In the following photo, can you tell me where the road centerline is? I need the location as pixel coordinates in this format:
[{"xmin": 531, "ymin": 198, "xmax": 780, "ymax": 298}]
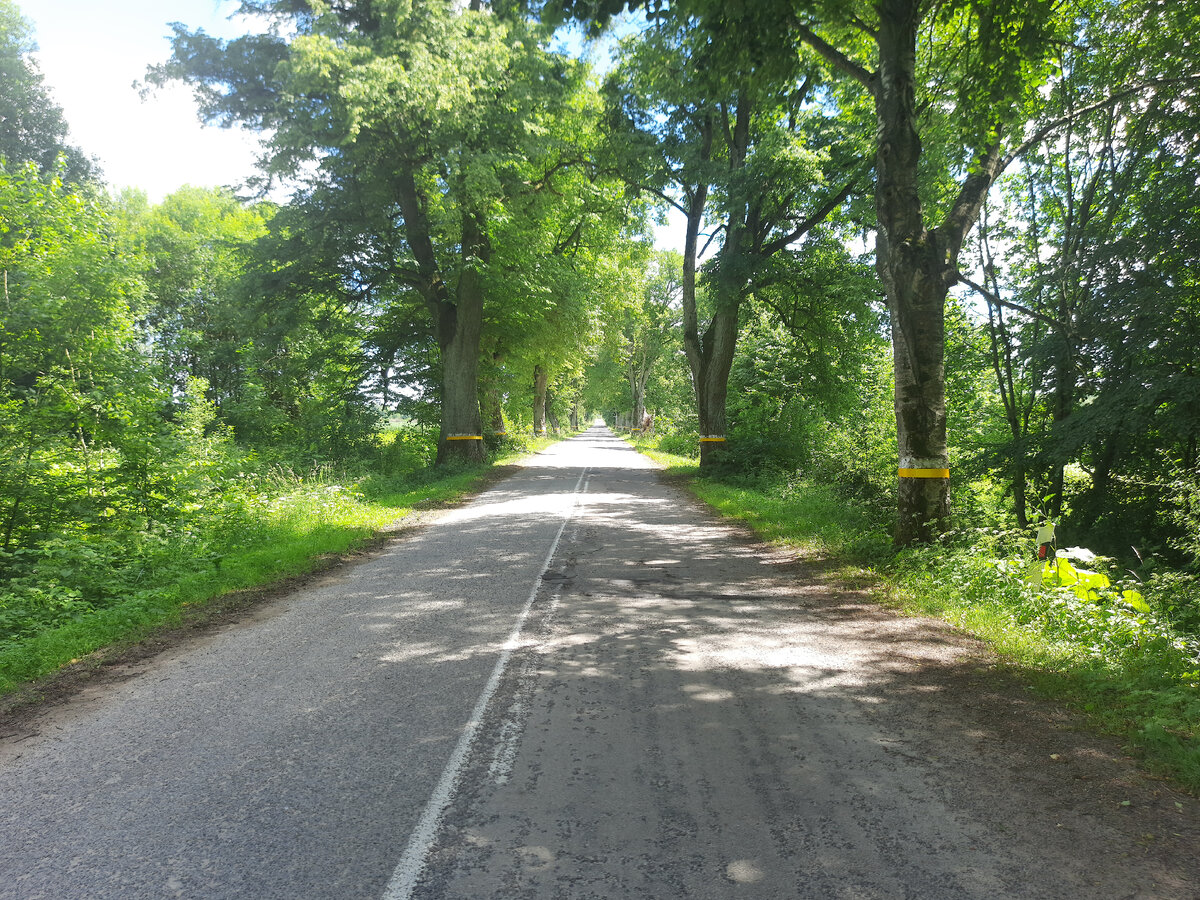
[{"xmin": 379, "ymin": 465, "xmax": 589, "ymax": 900}]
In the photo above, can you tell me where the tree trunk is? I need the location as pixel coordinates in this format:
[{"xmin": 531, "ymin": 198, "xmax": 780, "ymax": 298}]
[
  {"xmin": 692, "ymin": 302, "xmax": 739, "ymax": 468},
  {"xmin": 1048, "ymin": 307, "xmax": 1074, "ymax": 519},
  {"xmin": 435, "ymin": 212, "xmax": 487, "ymax": 464},
  {"xmin": 678, "ymin": 113, "xmax": 716, "ymax": 465},
  {"xmin": 881, "ymin": 238, "xmax": 951, "ymax": 545},
  {"xmin": 394, "ymin": 170, "xmax": 485, "ymax": 464},
  {"xmin": 481, "ymin": 383, "xmax": 505, "ymax": 435},
  {"xmin": 689, "ymin": 97, "xmax": 752, "ymax": 470},
  {"xmin": 532, "ymin": 364, "xmax": 548, "ymax": 435},
  {"xmin": 546, "ymin": 386, "xmax": 561, "ymax": 433},
  {"xmin": 570, "ymin": 402, "xmax": 579, "ymax": 431},
  {"xmin": 630, "ymin": 366, "xmax": 646, "ymax": 432},
  {"xmin": 875, "ymin": 2, "xmax": 951, "ymax": 545},
  {"xmin": 480, "ymin": 353, "xmax": 506, "ymax": 435}
]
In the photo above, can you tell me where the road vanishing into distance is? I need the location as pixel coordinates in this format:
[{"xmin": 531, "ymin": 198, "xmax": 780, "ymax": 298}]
[{"xmin": 2, "ymin": 426, "xmax": 1198, "ymax": 899}]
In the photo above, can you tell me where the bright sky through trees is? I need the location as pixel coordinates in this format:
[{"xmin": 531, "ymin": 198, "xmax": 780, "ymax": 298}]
[
  {"xmin": 20, "ymin": 1, "xmax": 693, "ymax": 245},
  {"xmin": 23, "ymin": 0, "xmax": 264, "ymax": 201}
]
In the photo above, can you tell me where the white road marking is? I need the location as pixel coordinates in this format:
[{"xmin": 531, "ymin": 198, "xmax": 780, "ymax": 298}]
[{"xmin": 379, "ymin": 467, "xmax": 588, "ymax": 900}]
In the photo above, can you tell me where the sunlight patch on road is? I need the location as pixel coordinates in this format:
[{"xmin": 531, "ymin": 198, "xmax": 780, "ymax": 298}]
[
  {"xmin": 726, "ymin": 859, "xmax": 765, "ymax": 883},
  {"xmin": 439, "ymin": 491, "xmax": 583, "ymax": 526},
  {"xmin": 680, "ymin": 682, "xmax": 736, "ymax": 702}
]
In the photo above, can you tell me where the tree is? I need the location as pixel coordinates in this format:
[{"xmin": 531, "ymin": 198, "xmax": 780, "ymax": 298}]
[
  {"xmin": 468, "ymin": 88, "xmax": 642, "ymax": 439},
  {"xmin": 0, "ymin": 0, "xmax": 92, "ymax": 181},
  {"xmin": 0, "ymin": 164, "xmax": 169, "ymax": 552},
  {"xmin": 605, "ymin": 10, "xmax": 863, "ymax": 467},
  {"xmin": 971, "ymin": 0, "xmax": 1200, "ymax": 544},
  {"xmin": 622, "ymin": 250, "xmax": 680, "ymax": 427},
  {"xmin": 787, "ymin": 0, "xmax": 1065, "ymax": 544},
  {"xmin": 137, "ymin": 186, "xmax": 269, "ymax": 405},
  {"xmin": 149, "ymin": 0, "xmax": 594, "ymax": 463}
]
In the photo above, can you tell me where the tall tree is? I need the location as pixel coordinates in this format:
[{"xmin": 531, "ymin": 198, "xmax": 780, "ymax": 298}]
[
  {"xmin": 974, "ymin": 0, "xmax": 1200, "ymax": 541},
  {"xmin": 149, "ymin": 0, "xmax": 590, "ymax": 463},
  {"xmin": 787, "ymin": 0, "xmax": 1065, "ymax": 544},
  {"xmin": 622, "ymin": 250, "xmax": 681, "ymax": 428},
  {"xmin": 0, "ymin": 165, "xmax": 165, "ymax": 552},
  {"xmin": 605, "ymin": 10, "xmax": 863, "ymax": 466},
  {"xmin": 137, "ymin": 186, "xmax": 269, "ymax": 405}
]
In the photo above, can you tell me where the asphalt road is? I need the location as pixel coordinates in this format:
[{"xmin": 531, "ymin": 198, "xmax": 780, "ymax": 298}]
[{"xmin": 1, "ymin": 426, "xmax": 1197, "ymax": 899}]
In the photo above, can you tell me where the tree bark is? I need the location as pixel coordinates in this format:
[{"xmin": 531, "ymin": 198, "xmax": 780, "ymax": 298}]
[
  {"xmin": 629, "ymin": 351, "xmax": 648, "ymax": 431},
  {"xmin": 677, "ymin": 110, "xmax": 741, "ymax": 470},
  {"xmin": 480, "ymin": 352, "xmax": 506, "ymax": 435},
  {"xmin": 693, "ymin": 302, "xmax": 739, "ymax": 468},
  {"xmin": 874, "ymin": 1, "xmax": 952, "ymax": 545},
  {"xmin": 481, "ymin": 383, "xmax": 505, "ymax": 435},
  {"xmin": 546, "ymin": 386, "xmax": 561, "ymax": 433},
  {"xmin": 532, "ymin": 364, "xmax": 548, "ymax": 435},
  {"xmin": 700, "ymin": 98, "xmax": 752, "ymax": 469},
  {"xmin": 393, "ymin": 169, "xmax": 485, "ymax": 464},
  {"xmin": 435, "ymin": 211, "xmax": 487, "ymax": 464}
]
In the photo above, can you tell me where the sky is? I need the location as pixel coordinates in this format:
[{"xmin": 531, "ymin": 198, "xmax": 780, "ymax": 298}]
[
  {"xmin": 23, "ymin": 0, "xmax": 267, "ymax": 202},
  {"xmin": 20, "ymin": 1, "xmax": 686, "ymax": 248}
]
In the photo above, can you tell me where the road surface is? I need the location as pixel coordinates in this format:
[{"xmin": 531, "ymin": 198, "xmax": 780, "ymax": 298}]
[{"xmin": 1, "ymin": 426, "xmax": 1197, "ymax": 898}]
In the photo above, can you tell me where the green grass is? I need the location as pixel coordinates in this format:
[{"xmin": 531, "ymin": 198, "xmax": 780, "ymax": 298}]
[
  {"xmin": 0, "ymin": 433, "xmax": 565, "ymax": 697},
  {"xmin": 633, "ymin": 443, "xmax": 701, "ymax": 475},
  {"xmin": 887, "ymin": 548, "xmax": 1200, "ymax": 791},
  {"xmin": 629, "ymin": 434, "xmax": 1200, "ymax": 793}
]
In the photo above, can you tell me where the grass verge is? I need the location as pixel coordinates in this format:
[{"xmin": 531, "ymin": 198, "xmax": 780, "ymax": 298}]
[
  {"xmin": 629, "ymin": 434, "xmax": 1200, "ymax": 793},
  {"xmin": 0, "ymin": 434, "xmax": 564, "ymax": 699}
]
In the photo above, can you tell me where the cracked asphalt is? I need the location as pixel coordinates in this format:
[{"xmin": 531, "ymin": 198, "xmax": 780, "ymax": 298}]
[{"xmin": 1, "ymin": 426, "xmax": 1198, "ymax": 899}]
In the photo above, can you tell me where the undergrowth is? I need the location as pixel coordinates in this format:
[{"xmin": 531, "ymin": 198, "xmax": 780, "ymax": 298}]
[{"xmin": 0, "ymin": 428, "xmax": 561, "ymax": 695}]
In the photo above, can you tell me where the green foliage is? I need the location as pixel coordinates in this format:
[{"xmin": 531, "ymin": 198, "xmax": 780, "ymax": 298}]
[
  {"xmin": 723, "ymin": 291, "xmax": 896, "ymax": 512},
  {"xmin": 0, "ymin": 0, "xmax": 92, "ymax": 182},
  {"xmin": 891, "ymin": 535, "xmax": 1200, "ymax": 788},
  {"xmin": 654, "ymin": 429, "xmax": 699, "ymax": 459},
  {"xmin": 0, "ymin": 465, "xmax": 397, "ymax": 690},
  {"xmin": 959, "ymin": 0, "xmax": 1200, "ymax": 549},
  {"xmin": 149, "ymin": 0, "xmax": 641, "ymax": 459},
  {"xmin": 377, "ymin": 424, "xmax": 439, "ymax": 478},
  {"xmin": 0, "ymin": 425, "xmax": 556, "ymax": 693},
  {"xmin": 583, "ymin": 249, "xmax": 691, "ymax": 428},
  {"xmin": 136, "ymin": 186, "xmax": 268, "ymax": 400},
  {"xmin": 0, "ymin": 164, "xmax": 168, "ymax": 549}
]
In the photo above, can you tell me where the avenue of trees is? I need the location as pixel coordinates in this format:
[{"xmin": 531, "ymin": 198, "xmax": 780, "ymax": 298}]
[{"xmin": 3, "ymin": 0, "xmax": 1200, "ymax": 637}]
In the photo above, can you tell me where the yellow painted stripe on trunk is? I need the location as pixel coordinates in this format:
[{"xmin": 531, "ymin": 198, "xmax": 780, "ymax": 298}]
[
  {"xmin": 699, "ymin": 437, "xmax": 727, "ymax": 443},
  {"xmin": 446, "ymin": 435, "xmax": 483, "ymax": 441},
  {"xmin": 898, "ymin": 467, "xmax": 950, "ymax": 478}
]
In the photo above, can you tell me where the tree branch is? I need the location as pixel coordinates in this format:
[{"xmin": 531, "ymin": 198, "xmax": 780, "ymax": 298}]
[
  {"xmin": 956, "ymin": 272, "xmax": 1073, "ymax": 334},
  {"xmin": 1001, "ymin": 75, "xmax": 1200, "ymax": 171},
  {"xmin": 700, "ymin": 224, "xmax": 725, "ymax": 258},
  {"xmin": 759, "ymin": 174, "xmax": 861, "ymax": 257},
  {"xmin": 793, "ymin": 23, "xmax": 876, "ymax": 94},
  {"xmin": 636, "ymin": 183, "xmax": 688, "ymax": 216},
  {"xmin": 942, "ymin": 135, "xmax": 1007, "ymax": 253}
]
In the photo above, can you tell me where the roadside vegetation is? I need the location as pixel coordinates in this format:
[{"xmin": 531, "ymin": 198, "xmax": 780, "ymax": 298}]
[
  {"xmin": 0, "ymin": 423, "xmax": 561, "ymax": 695},
  {"xmin": 3, "ymin": 0, "xmax": 1198, "ymax": 792}
]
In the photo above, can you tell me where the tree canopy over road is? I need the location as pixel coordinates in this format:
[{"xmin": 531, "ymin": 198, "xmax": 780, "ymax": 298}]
[{"xmin": 3, "ymin": 1, "xmax": 1200, "ymax": 764}]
